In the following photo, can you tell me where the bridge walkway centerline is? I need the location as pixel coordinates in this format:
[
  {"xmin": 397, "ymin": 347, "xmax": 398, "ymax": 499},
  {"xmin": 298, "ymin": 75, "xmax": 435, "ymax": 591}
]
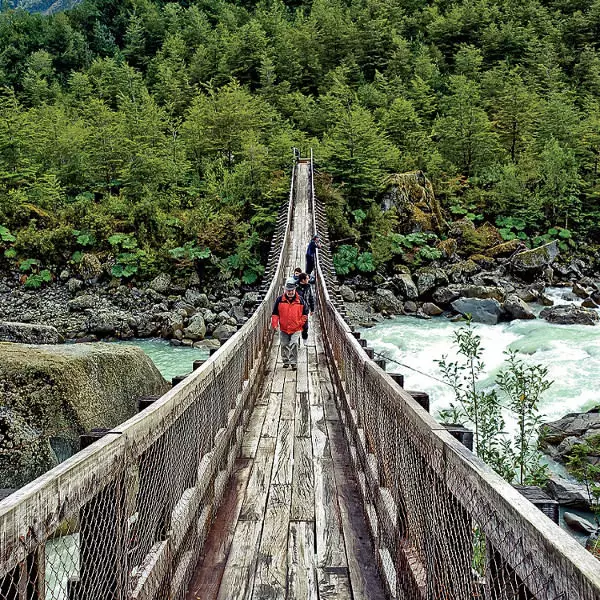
[{"xmin": 184, "ymin": 162, "xmax": 387, "ymax": 599}]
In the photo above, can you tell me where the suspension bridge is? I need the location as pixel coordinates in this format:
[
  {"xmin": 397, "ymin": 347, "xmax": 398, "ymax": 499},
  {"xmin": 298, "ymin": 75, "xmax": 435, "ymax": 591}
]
[{"xmin": 1, "ymin": 155, "xmax": 600, "ymax": 600}]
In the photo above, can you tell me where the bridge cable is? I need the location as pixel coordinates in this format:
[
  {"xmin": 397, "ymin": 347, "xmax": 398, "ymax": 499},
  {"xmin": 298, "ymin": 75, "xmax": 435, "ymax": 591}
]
[{"xmin": 371, "ymin": 349, "xmax": 454, "ymax": 388}]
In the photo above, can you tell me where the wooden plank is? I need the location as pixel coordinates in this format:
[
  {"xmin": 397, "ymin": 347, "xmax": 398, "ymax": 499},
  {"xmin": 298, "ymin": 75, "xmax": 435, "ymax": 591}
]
[
  {"xmin": 271, "ymin": 366, "xmax": 286, "ymax": 394},
  {"xmin": 281, "ymin": 379, "xmax": 296, "ymax": 420},
  {"xmin": 309, "ymin": 371, "xmax": 322, "ymax": 406},
  {"xmin": 214, "ymin": 521, "xmax": 262, "ymax": 600},
  {"xmin": 297, "ymin": 347, "xmax": 309, "ymax": 394},
  {"xmin": 311, "ymin": 404, "xmax": 329, "ymax": 460},
  {"xmin": 291, "ymin": 437, "xmax": 314, "ymax": 522},
  {"xmin": 272, "ymin": 418, "xmax": 294, "ymax": 486},
  {"xmin": 241, "ymin": 405, "xmax": 268, "ymax": 458},
  {"xmin": 325, "ymin": 406, "xmax": 387, "ymax": 600},
  {"xmin": 251, "ymin": 484, "xmax": 292, "ymax": 600},
  {"xmin": 295, "ymin": 391, "xmax": 310, "ymax": 438},
  {"xmin": 314, "ymin": 456, "xmax": 347, "ymax": 569},
  {"xmin": 307, "ymin": 346, "xmax": 318, "ymax": 372},
  {"xmin": 288, "ymin": 521, "xmax": 318, "ymax": 600},
  {"xmin": 239, "ymin": 438, "xmax": 276, "ymax": 521},
  {"xmin": 317, "ymin": 568, "xmax": 352, "ymax": 599},
  {"xmin": 262, "ymin": 393, "xmax": 282, "ymax": 439}
]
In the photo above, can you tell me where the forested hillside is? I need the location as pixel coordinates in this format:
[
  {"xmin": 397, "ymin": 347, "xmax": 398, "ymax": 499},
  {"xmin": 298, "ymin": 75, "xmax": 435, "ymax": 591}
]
[{"xmin": 1, "ymin": 0, "xmax": 600, "ymax": 286}]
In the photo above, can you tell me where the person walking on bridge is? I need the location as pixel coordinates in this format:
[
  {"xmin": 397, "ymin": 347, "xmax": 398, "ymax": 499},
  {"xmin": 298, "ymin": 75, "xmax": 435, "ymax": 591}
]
[
  {"xmin": 296, "ymin": 272, "xmax": 314, "ymax": 344},
  {"xmin": 271, "ymin": 277, "xmax": 308, "ymax": 370},
  {"xmin": 305, "ymin": 234, "xmax": 319, "ymax": 276}
]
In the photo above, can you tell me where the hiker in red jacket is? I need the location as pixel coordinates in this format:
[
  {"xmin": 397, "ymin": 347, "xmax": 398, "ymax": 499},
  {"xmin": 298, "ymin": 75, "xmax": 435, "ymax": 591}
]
[{"xmin": 271, "ymin": 277, "xmax": 308, "ymax": 370}]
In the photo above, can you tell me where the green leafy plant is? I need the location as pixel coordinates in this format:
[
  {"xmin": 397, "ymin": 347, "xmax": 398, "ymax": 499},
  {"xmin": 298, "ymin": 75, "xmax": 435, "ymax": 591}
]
[
  {"xmin": 496, "ymin": 351, "xmax": 552, "ymax": 486},
  {"xmin": 532, "ymin": 227, "xmax": 575, "ymax": 252},
  {"xmin": 107, "ymin": 234, "xmax": 145, "ymax": 279},
  {"xmin": 333, "ymin": 244, "xmax": 359, "ymax": 275},
  {"xmin": 356, "ymin": 251, "xmax": 375, "ymax": 272},
  {"xmin": 496, "ymin": 216, "xmax": 528, "ymax": 242},
  {"xmin": 72, "ymin": 229, "xmax": 96, "ymax": 247},
  {"xmin": 169, "ymin": 243, "xmax": 211, "ymax": 262},
  {"xmin": 24, "ymin": 269, "xmax": 52, "ymax": 289},
  {"xmin": 437, "ymin": 318, "xmax": 509, "ymax": 474},
  {"xmin": 19, "ymin": 258, "xmax": 41, "ymax": 272},
  {"xmin": 225, "ymin": 233, "xmax": 264, "ymax": 284},
  {"xmin": 0, "ymin": 225, "xmax": 16, "ymax": 243}
]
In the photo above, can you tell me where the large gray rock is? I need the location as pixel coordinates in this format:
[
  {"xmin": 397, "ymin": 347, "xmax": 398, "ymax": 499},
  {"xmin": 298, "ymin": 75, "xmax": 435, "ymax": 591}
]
[
  {"xmin": 432, "ymin": 285, "xmax": 462, "ymax": 305},
  {"xmin": 511, "ymin": 241, "xmax": 559, "ymax": 273},
  {"xmin": 563, "ymin": 512, "xmax": 597, "ymax": 535},
  {"xmin": 88, "ymin": 311, "xmax": 127, "ymax": 337},
  {"xmin": 183, "ymin": 314, "xmax": 206, "ymax": 341},
  {"xmin": 541, "ymin": 410, "xmax": 600, "ymax": 445},
  {"xmin": 545, "ymin": 475, "xmax": 591, "ymax": 509},
  {"xmin": 416, "ymin": 268, "xmax": 449, "ymax": 297},
  {"xmin": 422, "ymin": 302, "xmax": 443, "ymax": 316},
  {"xmin": 373, "ymin": 289, "xmax": 403, "ymax": 314},
  {"xmin": 212, "ymin": 323, "xmax": 237, "ymax": 343},
  {"xmin": 0, "ymin": 342, "xmax": 169, "ymax": 487},
  {"xmin": 448, "ymin": 260, "xmax": 480, "ymax": 283},
  {"xmin": 503, "ymin": 295, "xmax": 535, "ymax": 320},
  {"xmin": 68, "ymin": 294, "xmax": 98, "ymax": 311},
  {"xmin": 149, "ymin": 273, "xmax": 171, "ymax": 294},
  {"xmin": 539, "ymin": 305, "xmax": 599, "ymax": 326},
  {"xmin": 393, "ymin": 273, "xmax": 419, "ymax": 300},
  {"xmin": 451, "ymin": 297, "xmax": 504, "ymax": 325},
  {"xmin": 0, "ymin": 322, "xmax": 63, "ymax": 344},
  {"xmin": 339, "ymin": 285, "xmax": 355, "ymax": 302}
]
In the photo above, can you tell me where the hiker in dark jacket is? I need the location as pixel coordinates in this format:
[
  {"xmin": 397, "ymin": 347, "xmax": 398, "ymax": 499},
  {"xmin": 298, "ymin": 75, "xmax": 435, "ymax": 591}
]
[
  {"xmin": 271, "ymin": 277, "xmax": 308, "ymax": 369},
  {"xmin": 296, "ymin": 272, "xmax": 314, "ymax": 343},
  {"xmin": 305, "ymin": 234, "xmax": 319, "ymax": 275}
]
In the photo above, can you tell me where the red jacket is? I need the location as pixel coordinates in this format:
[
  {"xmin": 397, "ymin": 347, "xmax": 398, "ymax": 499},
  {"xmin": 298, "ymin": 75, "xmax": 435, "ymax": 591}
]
[{"xmin": 271, "ymin": 292, "xmax": 308, "ymax": 334}]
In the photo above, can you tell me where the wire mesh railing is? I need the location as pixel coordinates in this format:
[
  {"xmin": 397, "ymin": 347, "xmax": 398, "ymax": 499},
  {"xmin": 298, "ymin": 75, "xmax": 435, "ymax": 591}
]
[
  {"xmin": 309, "ymin": 153, "xmax": 600, "ymax": 600},
  {"xmin": 0, "ymin": 164, "xmax": 296, "ymax": 600}
]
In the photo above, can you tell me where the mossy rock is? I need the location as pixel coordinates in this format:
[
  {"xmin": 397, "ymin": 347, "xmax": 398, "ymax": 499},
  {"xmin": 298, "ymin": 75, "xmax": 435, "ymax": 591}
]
[
  {"xmin": 380, "ymin": 171, "xmax": 446, "ymax": 234},
  {"xmin": 452, "ymin": 220, "xmax": 503, "ymax": 255},
  {"xmin": 0, "ymin": 342, "xmax": 170, "ymax": 487},
  {"xmin": 486, "ymin": 239, "xmax": 523, "ymax": 258},
  {"xmin": 437, "ymin": 238, "xmax": 457, "ymax": 259}
]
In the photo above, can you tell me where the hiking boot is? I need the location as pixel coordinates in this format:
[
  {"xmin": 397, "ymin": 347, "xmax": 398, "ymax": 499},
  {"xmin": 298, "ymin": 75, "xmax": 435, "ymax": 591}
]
[
  {"xmin": 291, "ymin": 364, "xmax": 297, "ymax": 370},
  {"xmin": 283, "ymin": 363, "xmax": 289, "ymax": 369}
]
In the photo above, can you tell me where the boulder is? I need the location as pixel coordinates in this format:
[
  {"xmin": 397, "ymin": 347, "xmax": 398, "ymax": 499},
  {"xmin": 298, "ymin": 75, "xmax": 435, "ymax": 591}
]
[
  {"xmin": 241, "ymin": 292, "xmax": 260, "ymax": 309},
  {"xmin": 149, "ymin": 273, "xmax": 172, "ymax": 294},
  {"xmin": 416, "ymin": 267, "xmax": 449, "ymax": 297},
  {"xmin": 157, "ymin": 311, "xmax": 185, "ymax": 338},
  {"xmin": 79, "ymin": 253, "xmax": 103, "ymax": 282},
  {"xmin": 545, "ymin": 475, "xmax": 591, "ymax": 509},
  {"xmin": 563, "ymin": 512, "xmax": 597, "ymax": 535},
  {"xmin": 339, "ymin": 285, "xmax": 355, "ymax": 302},
  {"xmin": 184, "ymin": 289, "xmax": 209, "ymax": 308},
  {"xmin": 373, "ymin": 289, "xmax": 403, "ymax": 314},
  {"xmin": 572, "ymin": 282, "xmax": 591, "ymax": 299},
  {"xmin": 582, "ymin": 298, "xmax": 600, "ymax": 309},
  {"xmin": 451, "ymin": 297, "xmax": 504, "ymax": 325},
  {"xmin": 485, "ymin": 239, "xmax": 523, "ymax": 258},
  {"xmin": 212, "ymin": 323, "xmax": 237, "ymax": 343},
  {"xmin": 437, "ymin": 238, "xmax": 457, "ymax": 259},
  {"xmin": 193, "ymin": 338, "xmax": 221, "ymax": 350},
  {"xmin": 392, "ymin": 273, "xmax": 418, "ymax": 300},
  {"xmin": 459, "ymin": 285, "xmax": 506, "ymax": 302},
  {"xmin": 432, "ymin": 285, "xmax": 462, "ymax": 305},
  {"xmin": 0, "ymin": 322, "xmax": 62, "ymax": 344},
  {"xmin": 540, "ymin": 410, "xmax": 600, "ymax": 446},
  {"xmin": 68, "ymin": 294, "xmax": 98, "ymax": 311},
  {"xmin": 0, "ymin": 342, "xmax": 169, "ymax": 487},
  {"xmin": 539, "ymin": 305, "xmax": 599, "ymax": 326},
  {"xmin": 503, "ymin": 295, "xmax": 536, "ymax": 320},
  {"xmin": 422, "ymin": 302, "xmax": 443, "ymax": 316},
  {"xmin": 183, "ymin": 314, "xmax": 206, "ymax": 341},
  {"xmin": 88, "ymin": 311, "xmax": 127, "ymax": 337},
  {"xmin": 448, "ymin": 260, "xmax": 479, "ymax": 283},
  {"xmin": 403, "ymin": 301, "xmax": 417, "ymax": 313},
  {"xmin": 66, "ymin": 278, "xmax": 83, "ymax": 294},
  {"xmin": 511, "ymin": 241, "xmax": 559, "ymax": 274}
]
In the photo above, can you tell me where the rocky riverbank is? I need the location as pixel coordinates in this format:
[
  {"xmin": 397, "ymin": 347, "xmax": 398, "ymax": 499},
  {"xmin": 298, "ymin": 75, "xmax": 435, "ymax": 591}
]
[
  {"xmin": 0, "ymin": 271, "xmax": 260, "ymax": 347},
  {"xmin": 339, "ymin": 239, "xmax": 600, "ymax": 328}
]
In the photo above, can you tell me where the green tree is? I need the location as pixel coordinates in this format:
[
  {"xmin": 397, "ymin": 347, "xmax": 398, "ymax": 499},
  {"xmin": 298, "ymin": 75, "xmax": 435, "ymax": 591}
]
[{"xmin": 434, "ymin": 75, "xmax": 501, "ymax": 176}]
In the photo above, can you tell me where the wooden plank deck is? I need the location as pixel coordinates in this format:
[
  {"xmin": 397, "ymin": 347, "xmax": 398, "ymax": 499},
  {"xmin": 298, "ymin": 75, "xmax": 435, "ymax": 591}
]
[{"xmin": 185, "ymin": 163, "xmax": 386, "ymax": 600}]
